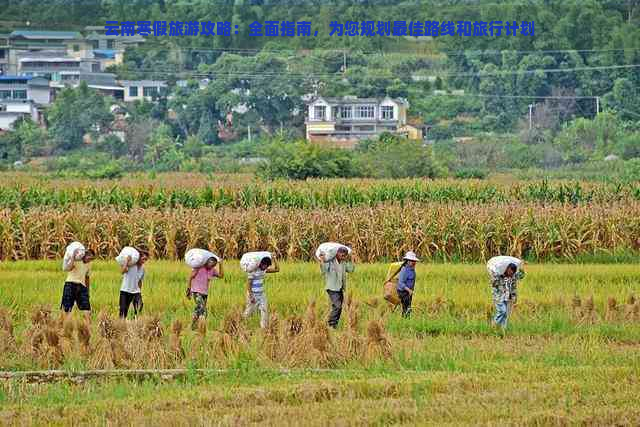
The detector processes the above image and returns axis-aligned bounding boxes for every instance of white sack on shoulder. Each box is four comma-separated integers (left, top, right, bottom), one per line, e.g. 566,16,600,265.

240,251,272,273
315,242,352,262
487,256,523,277
62,241,85,271
116,247,140,267
185,248,220,269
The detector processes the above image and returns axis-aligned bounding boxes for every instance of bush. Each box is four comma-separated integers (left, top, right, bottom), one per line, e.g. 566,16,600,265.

357,133,446,179
258,139,360,180
616,133,640,160
454,168,488,179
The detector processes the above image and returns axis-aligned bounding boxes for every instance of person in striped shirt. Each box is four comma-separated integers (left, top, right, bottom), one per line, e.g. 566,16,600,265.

243,256,279,329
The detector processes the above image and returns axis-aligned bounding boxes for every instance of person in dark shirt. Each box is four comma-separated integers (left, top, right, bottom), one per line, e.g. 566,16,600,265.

396,251,420,318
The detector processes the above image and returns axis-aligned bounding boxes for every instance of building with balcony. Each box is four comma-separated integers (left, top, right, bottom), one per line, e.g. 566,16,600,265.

305,96,422,148
0,75,51,105
17,50,100,79
50,72,125,100
120,80,168,102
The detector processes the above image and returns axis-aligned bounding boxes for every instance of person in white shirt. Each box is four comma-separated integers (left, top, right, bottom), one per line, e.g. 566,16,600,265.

119,251,148,319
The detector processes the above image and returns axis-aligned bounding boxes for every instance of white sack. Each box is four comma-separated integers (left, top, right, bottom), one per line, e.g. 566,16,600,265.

487,256,523,277
240,251,272,273
315,242,352,262
185,248,220,269
116,247,140,267
62,241,85,271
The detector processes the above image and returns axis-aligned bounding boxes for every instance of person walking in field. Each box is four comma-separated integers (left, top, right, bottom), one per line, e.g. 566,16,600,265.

318,247,355,329
395,251,420,318
243,256,279,329
119,250,148,319
187,256,224,330
61,248,95,321
487,256,525,330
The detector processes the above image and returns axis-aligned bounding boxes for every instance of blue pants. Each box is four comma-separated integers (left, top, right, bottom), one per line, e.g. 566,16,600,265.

494,300,511,328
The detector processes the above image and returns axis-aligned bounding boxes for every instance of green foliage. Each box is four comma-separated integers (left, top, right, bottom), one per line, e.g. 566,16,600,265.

554,113,622,161
357,133,446,179
95,135,127,158
143,124,185,172
616,133,640,160
47,83,113,152
258,139,360,180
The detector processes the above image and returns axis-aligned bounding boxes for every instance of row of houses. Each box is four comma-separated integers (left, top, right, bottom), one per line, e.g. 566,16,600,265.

0,26,144,76
0,28,428,144
0,28,170,131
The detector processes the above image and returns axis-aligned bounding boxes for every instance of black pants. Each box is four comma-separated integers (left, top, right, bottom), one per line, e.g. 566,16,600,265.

61,282,91,312
327,290,344,328
397,289,413,317
119,291,143,319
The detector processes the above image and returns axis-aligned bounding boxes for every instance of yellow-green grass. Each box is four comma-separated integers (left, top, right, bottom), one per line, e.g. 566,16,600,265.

0,260,640,320
2,262,640,425
2,261,640,334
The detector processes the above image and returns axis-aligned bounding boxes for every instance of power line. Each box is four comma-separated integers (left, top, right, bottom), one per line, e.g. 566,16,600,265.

129,44,640,57
106,62,640,79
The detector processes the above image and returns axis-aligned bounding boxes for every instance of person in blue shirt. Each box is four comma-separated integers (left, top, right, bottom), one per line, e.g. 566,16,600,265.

396,251,420,318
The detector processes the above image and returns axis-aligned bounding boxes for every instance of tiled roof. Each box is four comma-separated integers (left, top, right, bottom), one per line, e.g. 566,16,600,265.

10,30,82,40
309,96,409,106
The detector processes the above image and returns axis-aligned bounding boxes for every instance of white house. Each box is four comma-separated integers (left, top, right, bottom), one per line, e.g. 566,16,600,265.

305,96,422,148
0,100,39,131
120,80,168,102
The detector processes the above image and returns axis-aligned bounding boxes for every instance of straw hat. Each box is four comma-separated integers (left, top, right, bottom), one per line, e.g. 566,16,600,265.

403,251,420,262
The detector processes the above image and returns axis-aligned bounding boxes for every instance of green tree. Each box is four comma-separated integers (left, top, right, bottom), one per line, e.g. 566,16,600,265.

47,83,113,152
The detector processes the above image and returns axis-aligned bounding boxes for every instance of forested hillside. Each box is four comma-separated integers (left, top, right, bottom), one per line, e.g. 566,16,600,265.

1,0,639,178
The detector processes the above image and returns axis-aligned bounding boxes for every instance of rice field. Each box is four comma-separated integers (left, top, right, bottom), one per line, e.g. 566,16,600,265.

2,173,640,425
1,261,640,424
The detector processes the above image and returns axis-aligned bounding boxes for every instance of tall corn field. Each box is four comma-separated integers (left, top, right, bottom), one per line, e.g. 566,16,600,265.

1,175,640,209
2,202,640,262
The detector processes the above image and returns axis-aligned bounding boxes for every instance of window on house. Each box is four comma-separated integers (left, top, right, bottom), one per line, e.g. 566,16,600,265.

0,49,5,59
129,86,138,97
381,106,394,120
107,39,115,49
91,40,99,49
0,90,11,99
13,90,27,100
314,105,326,121
355,105,374,119
356,125,374,132
340,106,352,119
92,63,100,72
143,86,158,97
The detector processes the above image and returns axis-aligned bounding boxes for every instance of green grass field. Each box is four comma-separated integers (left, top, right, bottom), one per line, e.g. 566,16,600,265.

1,261,640,424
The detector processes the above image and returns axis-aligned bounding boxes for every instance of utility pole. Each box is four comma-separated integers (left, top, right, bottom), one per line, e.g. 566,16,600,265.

596,97,600,115
342,50,347,74
247,125,252,142
528,104,533,130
